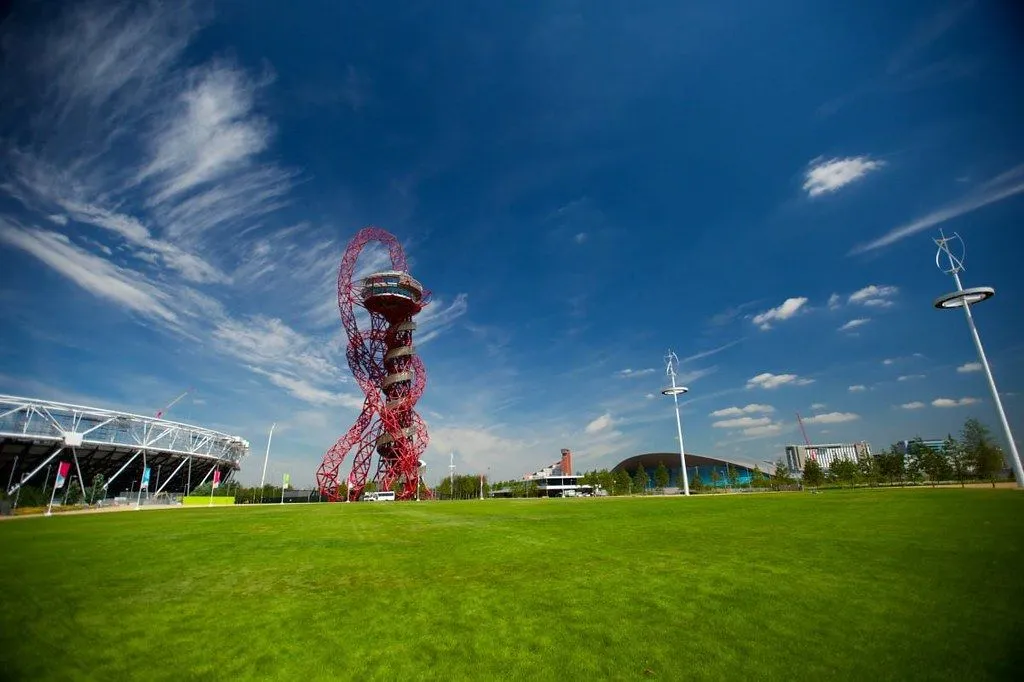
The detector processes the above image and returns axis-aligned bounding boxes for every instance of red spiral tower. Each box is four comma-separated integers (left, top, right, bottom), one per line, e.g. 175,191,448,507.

315,227,431,502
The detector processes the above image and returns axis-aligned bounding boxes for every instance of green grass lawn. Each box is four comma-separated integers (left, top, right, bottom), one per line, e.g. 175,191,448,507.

1,490,1022,681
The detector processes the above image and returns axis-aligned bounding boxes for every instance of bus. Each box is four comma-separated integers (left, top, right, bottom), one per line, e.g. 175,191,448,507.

363,491,396,502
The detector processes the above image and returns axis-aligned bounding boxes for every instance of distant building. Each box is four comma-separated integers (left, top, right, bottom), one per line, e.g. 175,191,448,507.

785,442,871,473
612,452,765,490
520,448,586,497
896,439,946,454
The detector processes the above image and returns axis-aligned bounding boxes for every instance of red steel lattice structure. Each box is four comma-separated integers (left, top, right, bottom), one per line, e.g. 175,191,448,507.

315,227,431,501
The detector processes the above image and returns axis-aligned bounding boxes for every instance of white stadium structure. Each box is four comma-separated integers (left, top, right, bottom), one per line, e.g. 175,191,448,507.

1,395,249,500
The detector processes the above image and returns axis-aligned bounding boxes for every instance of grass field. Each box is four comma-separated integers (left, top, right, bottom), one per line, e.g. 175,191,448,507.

1,490,1022,681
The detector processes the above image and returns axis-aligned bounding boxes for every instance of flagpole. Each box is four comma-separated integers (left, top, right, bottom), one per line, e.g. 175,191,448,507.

45,467,59,517
136,453,147,510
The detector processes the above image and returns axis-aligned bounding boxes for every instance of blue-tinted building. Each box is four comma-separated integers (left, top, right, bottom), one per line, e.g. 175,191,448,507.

612,452,767,490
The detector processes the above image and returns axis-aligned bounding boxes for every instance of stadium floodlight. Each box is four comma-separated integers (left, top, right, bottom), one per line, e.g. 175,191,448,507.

933,231,1023,488
662,350,691,496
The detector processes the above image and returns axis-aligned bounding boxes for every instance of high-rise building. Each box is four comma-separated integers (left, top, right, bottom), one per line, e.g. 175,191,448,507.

785,442,871,472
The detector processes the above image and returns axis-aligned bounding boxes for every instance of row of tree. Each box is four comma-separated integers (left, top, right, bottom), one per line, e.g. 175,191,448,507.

799,418,1010,488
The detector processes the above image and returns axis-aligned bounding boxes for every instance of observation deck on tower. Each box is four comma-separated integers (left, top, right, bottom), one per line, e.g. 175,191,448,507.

360,271,425,322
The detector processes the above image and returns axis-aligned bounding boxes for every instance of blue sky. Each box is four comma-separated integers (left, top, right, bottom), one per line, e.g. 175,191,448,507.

1,0,1022,486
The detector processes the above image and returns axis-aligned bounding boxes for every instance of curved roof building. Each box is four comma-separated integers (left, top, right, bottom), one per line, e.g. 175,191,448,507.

612,452,770,489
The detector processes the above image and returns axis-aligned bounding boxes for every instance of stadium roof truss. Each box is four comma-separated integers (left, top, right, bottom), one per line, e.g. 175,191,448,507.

1,395,249,497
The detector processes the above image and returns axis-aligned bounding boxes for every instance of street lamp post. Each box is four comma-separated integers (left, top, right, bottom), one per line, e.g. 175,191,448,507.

933,231,1023,488
662,350,691,496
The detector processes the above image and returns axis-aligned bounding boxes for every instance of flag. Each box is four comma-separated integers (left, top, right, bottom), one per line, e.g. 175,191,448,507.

282,473,290,488
212,470,221,489
141,467,151,489
54,461,71,489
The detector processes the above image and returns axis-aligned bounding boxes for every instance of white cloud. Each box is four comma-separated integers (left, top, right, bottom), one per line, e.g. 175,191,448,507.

585,412,613,434
751,297,808,330
712,416,774,429
839,318,870,332
645,393,656,400
803,156,885,197
932,397,980,408
0,221,178,323
746,373,814,390
898,374,926,382
848,385,867,392
248,367,362,409
803,412,860,424
883,358,896,365
810,403,827,410
710,404,775,418
957,362,983,373
742,423,784,438
616,368,656,378
574,232,588,244
828,293,841,310
848,285,899,307
901,401,926,410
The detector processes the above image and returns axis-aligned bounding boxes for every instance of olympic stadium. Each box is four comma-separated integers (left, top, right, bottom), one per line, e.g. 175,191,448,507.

612,452,771,489
1,395,249,500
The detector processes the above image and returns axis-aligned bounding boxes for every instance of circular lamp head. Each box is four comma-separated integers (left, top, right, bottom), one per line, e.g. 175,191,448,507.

662,386,689,396
934,286,995,309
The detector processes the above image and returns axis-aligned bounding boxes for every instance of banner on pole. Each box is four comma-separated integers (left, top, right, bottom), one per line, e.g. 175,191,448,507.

54,461,71,489
282,473,290,488
141,467,151,489
212,470,222,489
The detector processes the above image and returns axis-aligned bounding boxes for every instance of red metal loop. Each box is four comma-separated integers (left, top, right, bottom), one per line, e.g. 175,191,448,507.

314,227,430,501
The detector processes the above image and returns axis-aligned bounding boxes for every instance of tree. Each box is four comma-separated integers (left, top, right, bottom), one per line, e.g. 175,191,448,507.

63,478,84,506
654,462,670,490
689,471,705,493
878,446,907,486
773,459,790,490
89,474,105,504
750,466,766,490
614,470,631,496
725,464,739,489
858,455,880,487
944,434,968,488
633,465,649,494
830,458,858,488
962,418,1006,486
709,468,721,491
802,458,825,489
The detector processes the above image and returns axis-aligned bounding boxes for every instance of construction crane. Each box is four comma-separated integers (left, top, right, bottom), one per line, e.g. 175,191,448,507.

796,412,817,461
155,389,193,420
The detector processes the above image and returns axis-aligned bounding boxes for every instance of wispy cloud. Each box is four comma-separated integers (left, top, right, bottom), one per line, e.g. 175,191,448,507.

584,412,613,434
957,362,982,373
803,156,885,197
932,397,979,408
901,401,926,410
681,339,742,363
850,165,1024,254
751,297,808,331
898,374,926,382
810,403,827,410
746,373,814,390
839,318,870,332
0,220,178,323
616,368,656,378
849,385,868,392
828,293,841,310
